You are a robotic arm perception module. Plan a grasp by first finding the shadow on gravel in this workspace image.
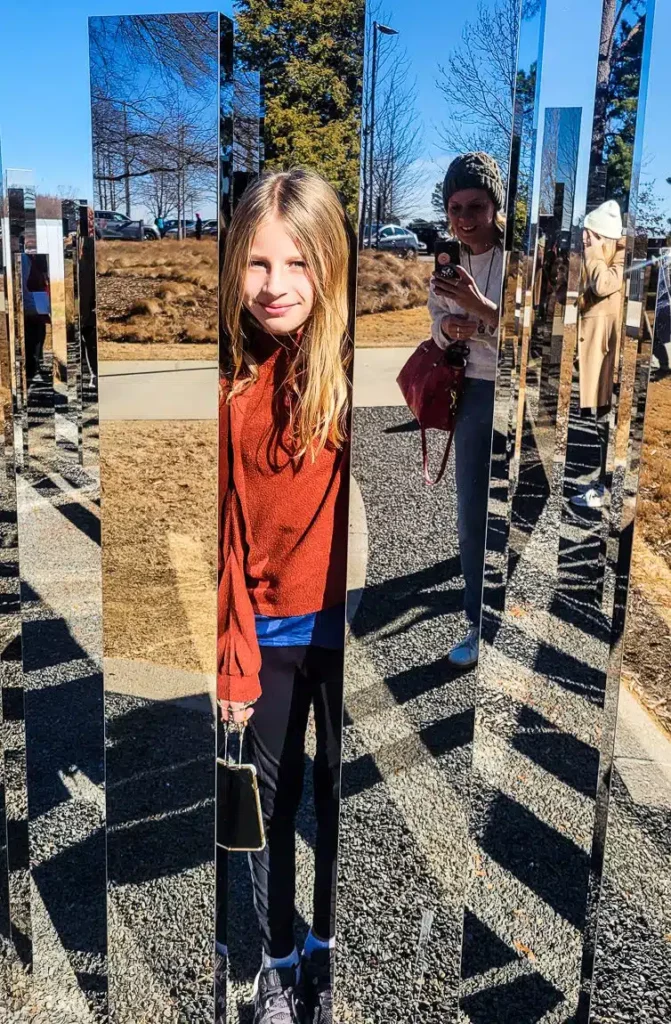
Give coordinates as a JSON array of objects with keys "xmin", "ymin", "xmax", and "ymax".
[
  {"xmin": 460, "ymin": 909, "xmax": 519, "ymax": 979},
  {"xmin": 351, "ymin": 555, "xmax": 464, "ymax": 642},
  {"xmin": 513, "ymin": 707, "xmax": 599, "ymax": 798},
  {"xmin": 460, "ymin": 971, "xmax": 563, "ymax": 1023},
  {"xmin": 479, "ymin": 792, "xmax": 589, "ymax": 930},
  {"xmin": 342, "ymin": 707, "xmax": 474, "ymax": 800}
]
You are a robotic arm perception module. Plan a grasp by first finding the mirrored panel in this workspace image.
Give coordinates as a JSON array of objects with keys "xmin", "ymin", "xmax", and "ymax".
[
  {"xmin": 337, "ymin": 2, "xmax": 545, "ymax": 1020},
  {"xmin": 0, "ymin": 166, "xmax": 107, "ymax": 1018},
  {"xmin": 89, "ymin": 13, "xmax": 221, "ymax": 1022},
  {"xmin": 216, "ymin": 4, "xmax": 364, "ymax": 1021},
  {"xmin": 589, "ymin": 6, "xmax": 671, "ymax": 1014},
  {"xmin": 0, "ymin": 155, "xmax": 31, "ymax": 1001},
  {"xmin": 2, "ymin": 170, "xmax": 35, "ymax": 988},
  {"xmin": 461, "ymin": 0, "xmax": 659, "ymax": 1019}
]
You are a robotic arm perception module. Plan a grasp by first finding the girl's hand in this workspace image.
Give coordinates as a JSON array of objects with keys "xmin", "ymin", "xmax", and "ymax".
[
  {"xmin": 431, "ymin": 267, "xmax": 497, "ymax": 323},
  {"xmin": 439, "ymin": 314, "xmax": 479, "ymax": 347},
  {"xmin": 218, "ymin": 699, "xmax": 255, "ymax": 724}
]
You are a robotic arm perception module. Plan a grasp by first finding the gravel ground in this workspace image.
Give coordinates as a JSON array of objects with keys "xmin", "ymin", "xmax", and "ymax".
[
  {"xmin": 336, "ymin": 406, "xmax": 478, "ymax": 1024},
  {"xmin": 2, "ymin": 362, "xmax": 669, "ymax": 1024},
  {"xmin": 334, "ymin": 399, "xmax": 671, "ymax": 1024}
]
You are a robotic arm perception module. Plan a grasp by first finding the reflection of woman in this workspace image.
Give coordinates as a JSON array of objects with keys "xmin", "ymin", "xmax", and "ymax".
[
  {"xmin": 428, "ymin": 153, "xmax": 504, "ymax": 669},
  {"xmin": 22, "ymin": 254, "xmax": 51, "ymax": 381},
  {"xmin": 218, "ymin": 168, "xmax": 351, "ymax": 1024},
  {"xmin": 571, "ymin": 200, "xmax": 625, "ymax": 510}
]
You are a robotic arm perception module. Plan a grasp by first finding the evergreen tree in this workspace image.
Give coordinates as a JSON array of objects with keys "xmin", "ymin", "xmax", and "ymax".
[{"xmin": 234, "ymin": 0, "xmax": 365, "ymax": 216}]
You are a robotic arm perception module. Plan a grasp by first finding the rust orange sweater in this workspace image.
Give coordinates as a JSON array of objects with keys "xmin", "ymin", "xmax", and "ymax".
[{"xmin": 217, "ymin": 338, "xmax": 349, "ymax": 703}]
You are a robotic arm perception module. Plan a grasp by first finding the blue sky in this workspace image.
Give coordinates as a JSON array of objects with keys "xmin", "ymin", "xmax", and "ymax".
[{"xmin": 1, "ymin": 1, "xmax": 668, "ymax": 223}]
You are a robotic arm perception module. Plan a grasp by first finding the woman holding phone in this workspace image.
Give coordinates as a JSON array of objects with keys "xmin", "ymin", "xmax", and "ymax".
[
  {"xmin": 218, "ymin": 167, "xmax": 351, "ymax": 1024},
  {"xmin": 427, "ymin": 152, "xmax": 505, "ymax": 669}
]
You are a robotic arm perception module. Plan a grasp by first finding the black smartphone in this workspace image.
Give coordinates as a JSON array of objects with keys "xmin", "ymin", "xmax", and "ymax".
[{"xmin": 435, "ymin": 239, "xmax": 460, "ymax": 280}]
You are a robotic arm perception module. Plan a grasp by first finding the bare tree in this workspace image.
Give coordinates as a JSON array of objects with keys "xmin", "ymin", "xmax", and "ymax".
[
  {"xmin": 89, "ymin": 14, "xmax": 217, "ymax": 233},
  {"xmin": 372, "ymin": 61, "xmax": 424, "ymax": 221},
  {"xmin": 436, "ymin": 0, "xmax": 519, "ymax": 170},
  {"xmin": 360, "ymin": 2, "xmax": 423, "ymax": 236}
]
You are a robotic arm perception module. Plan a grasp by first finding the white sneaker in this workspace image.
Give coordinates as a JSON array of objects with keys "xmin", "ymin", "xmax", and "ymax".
[
  {"xmin": 570, "ymin": 484, "xmax": 604, "ymax": 509},
  {"xmin": 447, "ymin": 627, "xmax": 479, "ymax": 669}
]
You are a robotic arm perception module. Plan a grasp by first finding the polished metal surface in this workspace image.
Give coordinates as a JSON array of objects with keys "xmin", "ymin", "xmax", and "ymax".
[
  {"xmin": 0, "ymin": 161, "xmax": 32, "ymax": 998},
  {"xmin": 462, "ymin": 0, "xmax": 659, "ymax": 1019},
  {"xmin": 337, "ymin": 3, "xmax": 533, "ymax": 1020},
  {"xmin": 1, "ymin": 3, "xmax": 670, "ymax": 1022},
  {"xmin": 89, "ymin": 12, "xmax": 220, "ymax": 1022},
  {"xmin": 219, "ymin": 7, "xmax": 363, "ymax": 1021}
]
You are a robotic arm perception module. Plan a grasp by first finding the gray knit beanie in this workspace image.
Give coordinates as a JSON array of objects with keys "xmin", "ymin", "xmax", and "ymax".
[{"xmin": 442, "ymin": 152, "xmax": 505, "ymax": 212}]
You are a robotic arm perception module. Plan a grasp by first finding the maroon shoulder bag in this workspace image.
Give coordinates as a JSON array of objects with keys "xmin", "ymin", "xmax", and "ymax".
[{"xmin": 396, "ymin": 339, "xmax": 469, "ymax": 485}]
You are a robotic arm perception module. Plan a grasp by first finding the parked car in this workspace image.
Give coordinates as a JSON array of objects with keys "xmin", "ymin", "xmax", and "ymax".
[
  {"xmin": 94, "ymin": 211, "xmax": 160, "ymax": 241},
  {"xmin": 406, "ymin": 220, "xmax": 444, "ymax": 255},
  {"xmin": 164, "ymin": 219, "xmax": 196, "ymax": 238},
  {"xmin": 364, "ymin": 223, "xmax": 425, "ymax": 258},
  {"xmin": 202, "ymin": 219, "xmax": 218, "ymax": 236}
]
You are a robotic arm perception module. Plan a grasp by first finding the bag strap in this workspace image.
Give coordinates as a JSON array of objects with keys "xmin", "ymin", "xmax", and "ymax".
[{"xmin": 421, "ymin": 426, "xmax": 456, "ymax": 486}]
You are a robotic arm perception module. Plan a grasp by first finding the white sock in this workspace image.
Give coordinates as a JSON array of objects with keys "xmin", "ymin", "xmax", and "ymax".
[
  {"xmin": 303, "ymin": 929, "xmax": 335, "ymax": 958},
  {"xmin": 262, "ymin": 947, "xmax": 299, "ymax": 971}
]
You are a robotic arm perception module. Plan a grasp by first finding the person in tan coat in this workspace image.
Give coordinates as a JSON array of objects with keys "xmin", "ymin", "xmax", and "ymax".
[{"xmin": 572, "ymin": 199, "xmax": 626, "ymax": 509}]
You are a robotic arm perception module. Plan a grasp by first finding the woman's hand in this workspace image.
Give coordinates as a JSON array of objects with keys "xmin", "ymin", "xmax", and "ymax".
[
  {"xmin": 438, "ymin": 314, "xmax": 479, "ymax": 347},
  {"xmin": 431, "ymin": 267, "xmax": 498, "ymax": 325},
  {"xmin": 583, "ymin": 228, "xmax": 604, "ymax": 257},
  {"xmin": 218, "ymin": 699, "xmax": 255, "ymax": 724}
]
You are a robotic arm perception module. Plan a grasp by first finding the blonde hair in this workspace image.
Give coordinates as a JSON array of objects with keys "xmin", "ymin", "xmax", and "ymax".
[{"xmin": 220, "ymin": 168, "xmax": 352, "ymax": 457}]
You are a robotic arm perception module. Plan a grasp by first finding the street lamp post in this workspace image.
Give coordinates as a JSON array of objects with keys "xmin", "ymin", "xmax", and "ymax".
[{"xmin": 366, "ymin": 21, "xmax": 398, "ymax": 250}]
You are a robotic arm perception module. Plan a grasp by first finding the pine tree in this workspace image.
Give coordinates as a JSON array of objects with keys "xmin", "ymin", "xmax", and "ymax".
[{"xmin": 234, "ymin": 0, "xmax": 365, "ymax": 217}]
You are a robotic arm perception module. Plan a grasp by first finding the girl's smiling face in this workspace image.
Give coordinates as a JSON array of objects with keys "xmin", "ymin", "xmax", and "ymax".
[{"xmin": 244, "ymin": 216, "xmax": 315, "ymax": 335}]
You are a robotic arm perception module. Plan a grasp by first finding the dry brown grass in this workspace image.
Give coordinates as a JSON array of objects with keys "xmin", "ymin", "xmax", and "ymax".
[
  {"xmin": 100, "ymin": 420, "xmax": 217, "ymax": 672},
  {"xmin": 97, "ymin": 238, "xmax": 217, "ymax": 356},
  {"xmin": 356, "ymin": 251, "xmax": 432, "ymax": 316},
  {"xmin": 623, "ymin": 374, "xmax": 671, "ymax": 735},
  {"xmin": 355, "ymin": 306, "xmax": 431, "ymax": 347},
  {"xmin": 632, "ymin": 376, "xmax": 671, "ymax": 559},
  {"xmin": 97, "ymin": 341, "xmax": 217, "ymax": 361}
]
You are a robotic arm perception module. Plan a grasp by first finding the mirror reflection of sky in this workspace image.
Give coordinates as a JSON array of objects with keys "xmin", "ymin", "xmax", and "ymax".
[
  {"xmin": 89, "ymin": 12, "xmax": 219, "ymax": 220},
  {"xmin": 0, "ymin": 0, "xmax": 668, "ymax": 226}
]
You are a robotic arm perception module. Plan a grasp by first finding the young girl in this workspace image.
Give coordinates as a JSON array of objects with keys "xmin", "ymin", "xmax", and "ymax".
[
  {"xmin": 428, "ymin": 152, "xmax": 505, "ymax": 669},
  {"xmin": 217, "ymin": 168, "xmax": 352, "ymax": 1024},
  {"xmin": 571, "ymin": 199, "xmax": 625, "ymax": 510}
]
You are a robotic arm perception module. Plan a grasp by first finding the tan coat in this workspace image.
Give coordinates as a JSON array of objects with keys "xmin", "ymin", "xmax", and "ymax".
[{"xmin": 578, "ymin": 240, "xmax": 625, "ymax": 409}]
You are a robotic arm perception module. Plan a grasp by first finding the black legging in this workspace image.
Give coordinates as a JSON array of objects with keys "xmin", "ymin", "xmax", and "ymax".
[
  {"xmin": 580, "ymin": 404, "xmax": 610, "ymax": 485},
  {"xmin": 25, "ymin": 319, "xmax": 46, "ymax": 380},
  {"xmin": 247, "ymin": 644, "xmax": 343, "ymax": 958}
]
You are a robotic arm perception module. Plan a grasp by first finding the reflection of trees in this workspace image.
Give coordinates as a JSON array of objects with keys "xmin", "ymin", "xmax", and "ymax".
[
  {"xmin": 588, "ymin": 0, "xmax": 646, "ymax": 210},
  {"xmin": 362, "ymin": 4, "xmax": 423, "ymax": 224},
  {"xmin": 436, "ymin": 0, "xmax": 520, "ymax": 171},
  {"xmin": 234, "ymin": 0, "xmax": 365, "ymax": 217},
  {"xmin": 539, "ymin": 109, "xmax": 581, "ymax": 227},
  {"xmin": 89, "ymin": 14, "xmax": 218, "ymax": 230},
  {"xmin": 435, "ymin": 0, "xmax": 539, "ymax": 247}
]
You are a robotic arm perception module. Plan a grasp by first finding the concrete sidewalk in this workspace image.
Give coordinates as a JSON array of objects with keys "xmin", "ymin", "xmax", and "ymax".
[
  {"xmin": 98, "ymin": 348, "xmax": 412, "ymax": 420},
  {"xmin": 99, "ymin": 360, "xmax": 218, "ymax": 421}
]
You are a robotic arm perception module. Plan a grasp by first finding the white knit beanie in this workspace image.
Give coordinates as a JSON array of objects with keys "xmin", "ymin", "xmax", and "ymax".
[{"xmin": 584, "ymin": 199, "xmax": 623, "ymax": 239}]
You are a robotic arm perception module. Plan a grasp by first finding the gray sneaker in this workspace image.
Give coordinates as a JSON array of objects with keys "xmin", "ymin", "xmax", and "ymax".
[
  {"xmin": 447, "ymin": 627, "xmax": 479, "ymax": 669},
  {"xmin": 253, "ymin": 964, "xmax": 304, "ymax": 1024},
  {"xmin": 300, "ymin": 949, "xmax": 333, "ymax": 1024}
]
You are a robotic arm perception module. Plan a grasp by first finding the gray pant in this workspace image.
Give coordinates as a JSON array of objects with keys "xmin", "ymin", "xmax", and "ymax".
[{"xmin": 453, "ymin": 377, "xmax": 495, "ymax": 625}]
